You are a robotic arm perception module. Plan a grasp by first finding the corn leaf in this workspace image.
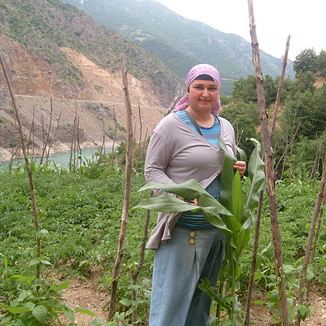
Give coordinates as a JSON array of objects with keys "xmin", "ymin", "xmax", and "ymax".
[
  {"xmin": 245, "ymin": 138, "xmax": 265, "ymax": 211},
  {"xmin": 232, "ymin": 170, "xmax": 244, "ymax": 223},
  {"xmin": 219, "ymin": 136, "xmax": 237, "ymax": 212},
  {"xmin": 236, "ymin": 146, "xmax": 247, "ymax": 162},
  {"xmin": 134, "ymin": 179, "xmax": 233, "ymax": 232},
  {"xmin": 133, "ymin": 195, "xmax": 201, "ymax": 213}
]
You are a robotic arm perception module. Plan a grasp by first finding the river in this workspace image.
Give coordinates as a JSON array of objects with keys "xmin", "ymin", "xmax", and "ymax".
[{"xmin": 0, "ymin": 147, "xmax": 112, "ymax": 170}]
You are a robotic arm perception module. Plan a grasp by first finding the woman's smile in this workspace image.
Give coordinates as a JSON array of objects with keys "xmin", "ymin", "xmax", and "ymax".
[{"xmin": 188, "ymin": 80, "xmax": 219, "ymax": 112}]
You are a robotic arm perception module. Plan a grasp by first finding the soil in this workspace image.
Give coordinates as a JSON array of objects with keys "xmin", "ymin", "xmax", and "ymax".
[{"xmin": 61, "ymin": 271, "xmax": 326, "ymax": 326}]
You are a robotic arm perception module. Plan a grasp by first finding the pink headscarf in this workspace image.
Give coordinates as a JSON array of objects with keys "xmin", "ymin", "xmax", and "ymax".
[{"xmin": 174, "ymin": 64, "xmax": 222, "ymax": 115}]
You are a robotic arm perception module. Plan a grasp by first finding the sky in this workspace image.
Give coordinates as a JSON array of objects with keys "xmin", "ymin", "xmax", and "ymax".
[{"xmin": 154, "ymin": 0, "xmax": 325, "ymax": 61}]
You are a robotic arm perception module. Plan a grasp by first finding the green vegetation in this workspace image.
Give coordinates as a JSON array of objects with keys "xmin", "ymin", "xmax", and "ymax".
[
  {"xmin": 0, "ymin": 142, "xmax": 324, "ymax": 325},
  {"xmin": 220, "ymin": 48, "xmax": 326, "ymax": 180},
  {"xmin": 0, "ymin": 159, "xmax": 154, "ymax": 325},
  {"xmin": 0, "ymin": 5, "xmax": 325, "ymax": 315}
]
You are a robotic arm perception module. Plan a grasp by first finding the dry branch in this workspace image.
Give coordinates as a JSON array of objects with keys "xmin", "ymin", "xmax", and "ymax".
[
  {"xmin": 108, "ymin": 56, "xmax": 134, "ymax": 320},
  {"xmin": 247, "ymin": 1, "xmax": 289, "ymax": 324},
  {"xmin": 0, "ymin": 55, "xmax": 42, "ymax": 278}
]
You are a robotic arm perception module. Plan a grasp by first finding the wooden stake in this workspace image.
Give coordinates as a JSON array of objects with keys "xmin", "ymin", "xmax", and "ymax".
[
  {"xmin": 0, "ymin": 55, "xmax": 41, "ymax": 278},
  {"xmin": 247, "ymin": 1, "xmax": 289, "ymax": 324},
  {"xmin": 108, "ymin": 56, "xmax": 134, "ymax": 320}
]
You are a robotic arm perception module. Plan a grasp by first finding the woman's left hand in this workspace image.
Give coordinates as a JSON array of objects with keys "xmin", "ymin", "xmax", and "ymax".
[{"xmin": 233, "ymin": 161, "xmax": 246, "ymax": 177}]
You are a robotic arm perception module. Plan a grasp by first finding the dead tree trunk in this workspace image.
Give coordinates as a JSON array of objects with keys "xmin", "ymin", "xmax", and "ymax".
[
  {"xmin": 108, "ymin": 56, "xmax": 134, "ymax": 320},
  {"xmin": 247, "ymin": 1, "xmax": 289, "ymax": 324}
]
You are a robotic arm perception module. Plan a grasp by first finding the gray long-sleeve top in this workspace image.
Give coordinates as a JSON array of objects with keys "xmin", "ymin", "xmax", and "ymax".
[{"xmin": 144, "ymin": 113, "xmax": 236, "ymax": 249}]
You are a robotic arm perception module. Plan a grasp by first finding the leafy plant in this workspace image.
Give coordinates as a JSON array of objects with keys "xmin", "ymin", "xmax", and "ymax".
[{"xmin": 0, "ymin": 255, "xmax": 97, "ymax": 326}]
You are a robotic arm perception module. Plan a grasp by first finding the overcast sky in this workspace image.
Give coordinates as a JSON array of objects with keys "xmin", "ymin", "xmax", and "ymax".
[{"xmin": 154, "ymin": 0, "xmax": 325, "ymax": 61}]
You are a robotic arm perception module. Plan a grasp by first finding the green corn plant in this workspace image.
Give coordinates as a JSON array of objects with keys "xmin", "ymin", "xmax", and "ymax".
[
  {"xmin": 200, "ymin": 138, "xmax": 265, "ymax": 325},
  {"xmin": 133, "ymin": 138, "xmax": 265, "ymax": 325}
]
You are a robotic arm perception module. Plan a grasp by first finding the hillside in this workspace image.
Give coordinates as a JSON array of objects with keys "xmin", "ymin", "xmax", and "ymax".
[
  {"xmin": 0, "ymin": 0, "xmax": 182, "ymax": 162},
  {"xmin": 0, "ymin": 33, "xmax": 169, "ymax": 162},
  {"xmin": 61, "ymin": 0, "xmax": 295, "ymax": 94},
  {"xmin": 0, "ymin": 0, "xmax": 297, "ymax": 162}
]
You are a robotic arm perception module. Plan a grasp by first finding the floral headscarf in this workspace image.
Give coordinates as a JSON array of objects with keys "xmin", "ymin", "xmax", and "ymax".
[{"xmin": 174, "ymin": 64, "xmax": 222, "ymax": 114}]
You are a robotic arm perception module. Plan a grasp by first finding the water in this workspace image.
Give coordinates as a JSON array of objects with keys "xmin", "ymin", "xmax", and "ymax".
[{"xmin": 0, "ymin": 147, "xmax": 112, "ymax": 170}]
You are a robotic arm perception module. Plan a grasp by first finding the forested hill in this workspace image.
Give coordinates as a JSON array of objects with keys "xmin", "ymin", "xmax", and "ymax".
[{"xmin": 61, "ymin": 0, "xmax": 295, "ymax": 94}]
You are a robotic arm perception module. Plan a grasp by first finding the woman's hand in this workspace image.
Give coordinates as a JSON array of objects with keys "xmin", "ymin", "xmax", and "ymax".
[
  {"xmin": 177, "ymin": 197, "xmax": 199, "ymax": 205},
  {"xmin": 233, "ymin": 161, "xmax": 246, "ymax": 177}
]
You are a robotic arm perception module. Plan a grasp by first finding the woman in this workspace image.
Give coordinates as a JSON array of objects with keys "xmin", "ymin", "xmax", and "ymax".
[{"xmin": 145, "ymin": 64, "xmax": 246, "ymax": 326}]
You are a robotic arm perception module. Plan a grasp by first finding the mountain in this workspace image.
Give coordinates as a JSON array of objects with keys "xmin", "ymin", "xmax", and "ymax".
[
  {"xmin": 0, "ymin": 0, "xmax": 294, "ymax": 162},
  {"xmin": 0, "ymin": 0, "xmax": 180, "ymax": 161},
  {"xmin": 60, "ymin": 0, "xmax": 295, "ymax": 94},
  {"xmin": 0, "ymin": 0, "xmax": 182, "ymax": 104}
]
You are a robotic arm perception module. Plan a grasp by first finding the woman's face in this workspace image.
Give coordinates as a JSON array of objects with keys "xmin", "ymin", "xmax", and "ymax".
[{"xmin": 187, "ymin": 79, "xmax": 219, "ymax": 113}]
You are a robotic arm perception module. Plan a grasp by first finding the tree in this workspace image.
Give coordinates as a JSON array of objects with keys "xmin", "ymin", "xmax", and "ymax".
[
  {"xmin": 282, "ymin": 86, "xmax": 326, "ymax": 138},
  {"xmin": 296, "ymin": 71, "xmax": 316, "ymax": 93},
  {"xmin": 264, "ymin": 74, "xmax": 277, "ymax": 107},
  {"xmin": 220, "ymin": 101, "xmax": 260, "ymax": 154},
  {"xmin": 293, "ymin": 48, "xmax": 317, "ymax": 74},
  {"xmin": 232, "ymin": 74, "xmax": 279, "ymax": 107},
  {"xmin": 232, "ymin": 75, "xmax": 257, "ymax": 103},
  {"xmin": 315, "ymin": 50, "xmax": 326, "ymax": 76}
]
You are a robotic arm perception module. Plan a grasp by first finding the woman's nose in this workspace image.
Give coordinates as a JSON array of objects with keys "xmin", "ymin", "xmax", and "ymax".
[{"xmin": 202, "ymin": 88, "xmax": 209, "ymax": 96}]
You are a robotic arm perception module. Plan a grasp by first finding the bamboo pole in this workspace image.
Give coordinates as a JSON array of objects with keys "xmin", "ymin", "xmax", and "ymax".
[
  {"xmin": 247, "ymin": 1, "xmax": 289, "ymax": 324},
  {"xmin": 108, "ymin": 56, "xmax": 134, "ymax": 320}
]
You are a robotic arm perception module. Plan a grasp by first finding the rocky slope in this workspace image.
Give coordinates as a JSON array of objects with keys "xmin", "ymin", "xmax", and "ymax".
[{"xmin": 0, "ymin": 34, "xmax": 169, "ymax": 162}]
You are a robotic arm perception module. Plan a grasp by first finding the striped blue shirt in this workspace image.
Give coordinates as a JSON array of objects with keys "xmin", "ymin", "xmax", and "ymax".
[{"xmin": 174, "ymin": 111, "xmax": 221, "ymax": 229}]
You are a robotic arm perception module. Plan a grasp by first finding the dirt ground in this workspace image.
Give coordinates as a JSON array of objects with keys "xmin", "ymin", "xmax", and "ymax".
[{"xmin": 61, "ymin": 273, "xmax": 326, "ymax": 326}]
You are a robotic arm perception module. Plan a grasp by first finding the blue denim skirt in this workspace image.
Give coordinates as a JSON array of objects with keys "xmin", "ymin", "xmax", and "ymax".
[{"xmin": 149, "ymin": 226, "xmax": 226, "ymax": 326}]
